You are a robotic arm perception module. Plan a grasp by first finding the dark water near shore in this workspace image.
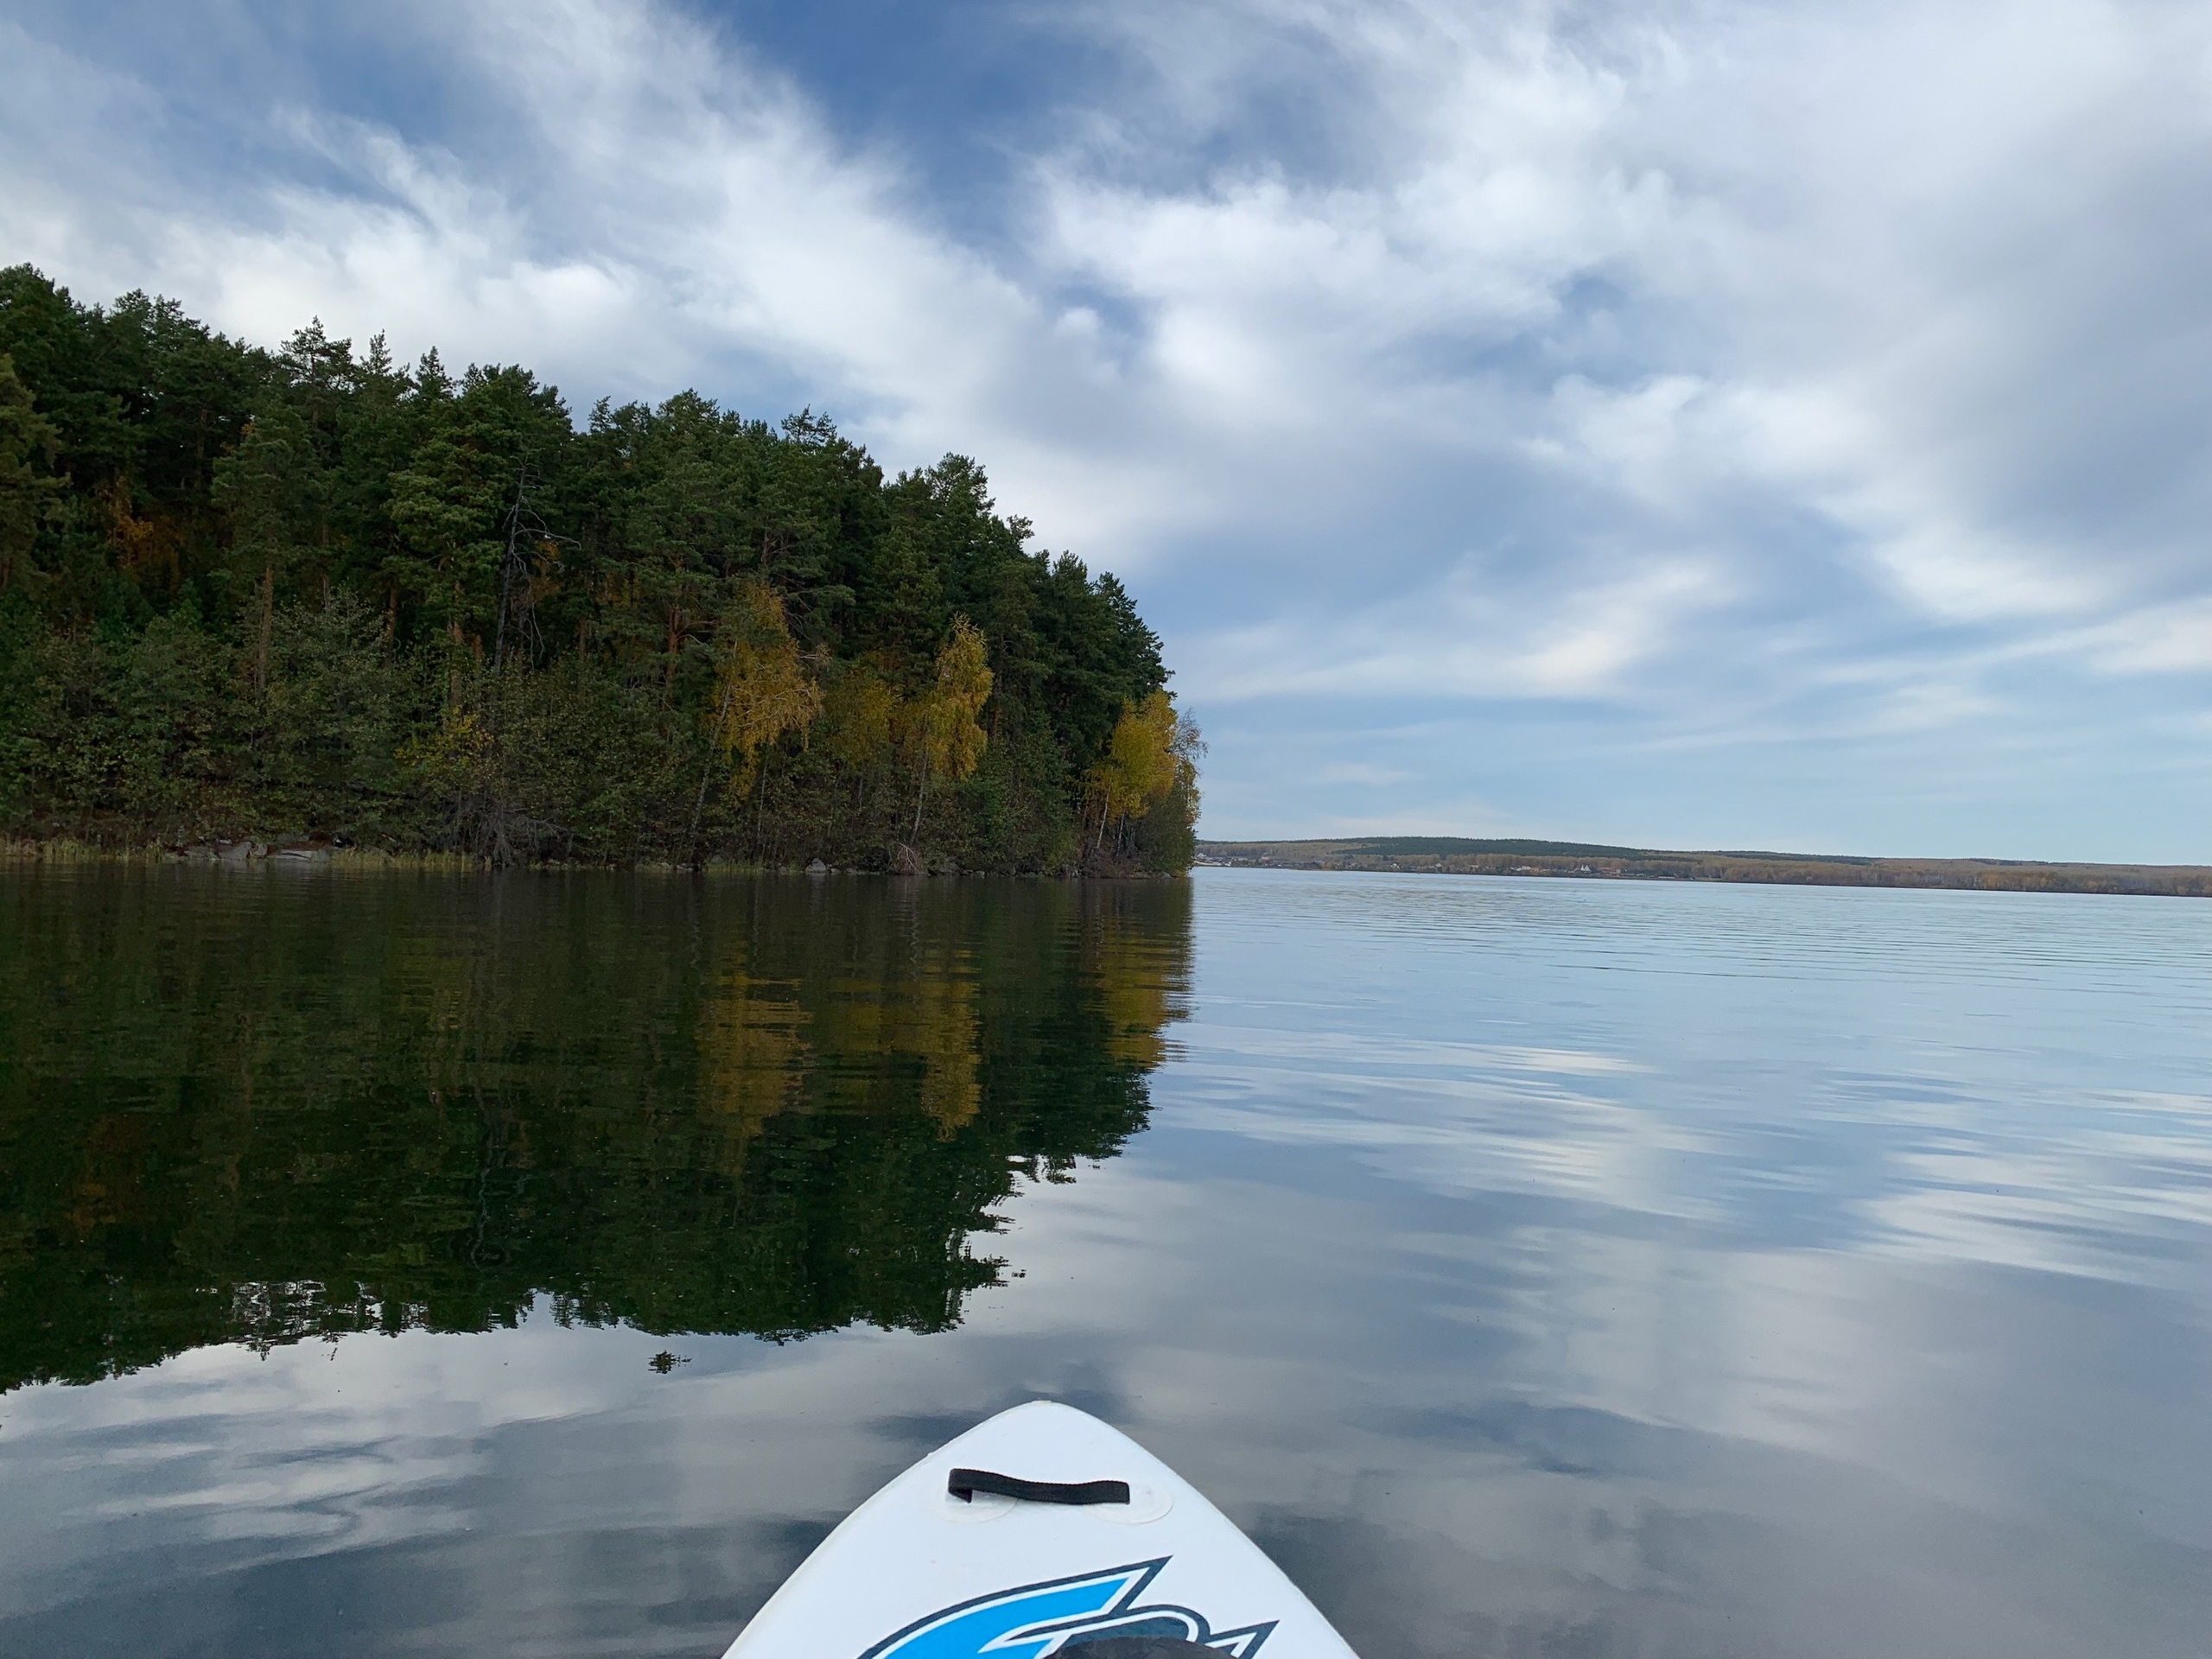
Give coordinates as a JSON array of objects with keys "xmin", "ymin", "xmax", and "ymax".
[{"xmin": 3, "ymin": 866, "xmax": 2209, "ymax": 1658}]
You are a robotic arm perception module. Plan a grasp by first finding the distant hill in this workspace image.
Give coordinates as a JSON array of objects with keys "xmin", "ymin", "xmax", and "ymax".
[{"xmin": 1194, "ymin": 837, "xmax": 2212, "ymax": 897}]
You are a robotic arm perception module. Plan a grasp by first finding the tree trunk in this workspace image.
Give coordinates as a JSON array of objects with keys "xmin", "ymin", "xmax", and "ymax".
[
  {"xmin": 689, "ymin": 683, "xmax": 736, "ymax": 858},
  {"xmin": 494, "ymin": 472, "xmax": 524, "ymax": 669},
  {"xmin": 253, "ymin": 563, "xmax": 275, "ymax": 693}
]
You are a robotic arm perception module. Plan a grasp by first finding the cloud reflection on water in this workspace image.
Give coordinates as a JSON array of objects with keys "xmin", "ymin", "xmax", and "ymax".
[{"xmin": 3, "ymin": 869, "xmax": 2209, "ymax": 1657}]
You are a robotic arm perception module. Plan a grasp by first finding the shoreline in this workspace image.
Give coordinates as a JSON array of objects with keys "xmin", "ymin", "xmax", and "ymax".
[
  {"xmin": 1196, "ymin": 838, "xmax": 2212, "ymax": 899},
  {"xmin": 0, "ymin": 838, "xmax": 1185, "ymax": 879}
]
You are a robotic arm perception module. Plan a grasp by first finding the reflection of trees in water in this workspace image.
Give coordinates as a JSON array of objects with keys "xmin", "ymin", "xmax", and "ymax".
[{"xmin": 0, "ymin": 871, "xmax": 1192, "ymax": 1390}]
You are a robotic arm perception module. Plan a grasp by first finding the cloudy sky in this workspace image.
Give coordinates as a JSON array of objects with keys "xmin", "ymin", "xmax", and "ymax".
[{"xmin": 3, "ymin": 0, "xmax": 2208, "ymax": 859}]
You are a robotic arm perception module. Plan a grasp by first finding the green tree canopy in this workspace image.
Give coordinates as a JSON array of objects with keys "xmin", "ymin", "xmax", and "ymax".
[{"xmin": 0, "ymin": 266, "xmax": 1196, "ymax": 874}]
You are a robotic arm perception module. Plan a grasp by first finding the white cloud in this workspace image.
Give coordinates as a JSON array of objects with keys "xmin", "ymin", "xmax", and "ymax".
[
  {"xmin": 1183, "ymin": 554, "xmax": 1726, "ymax": 702},
  {"xmin": 2076, "ymin": 600, "xmax": 2212, "ymax": 676},
  {"xmin": 1313, "ymin": 761, "xmax": 1415, "ymax": 786}
]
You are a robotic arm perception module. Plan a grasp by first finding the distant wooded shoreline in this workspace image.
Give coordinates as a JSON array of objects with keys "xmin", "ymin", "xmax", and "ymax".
[{"xmin": 1196, "ymin": 837, "xmax": 2212, "ymax": 898}]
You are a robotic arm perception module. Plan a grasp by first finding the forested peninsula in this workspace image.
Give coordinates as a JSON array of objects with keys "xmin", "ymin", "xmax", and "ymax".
[{"xmin": 0, "ymin": 267, "xmax": 1198, "ymax": 874}]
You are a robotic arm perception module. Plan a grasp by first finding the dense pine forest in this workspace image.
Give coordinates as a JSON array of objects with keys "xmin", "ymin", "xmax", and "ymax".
[{"xmin": 0, "ymin": 266, "xmax": 1198, "ymax": 873}]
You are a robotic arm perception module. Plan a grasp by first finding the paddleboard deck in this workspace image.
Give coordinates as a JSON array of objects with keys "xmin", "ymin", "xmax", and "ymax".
[{"xmin": 722, "ymin": 1401, "xmax": 1360, "ymax": 1659}]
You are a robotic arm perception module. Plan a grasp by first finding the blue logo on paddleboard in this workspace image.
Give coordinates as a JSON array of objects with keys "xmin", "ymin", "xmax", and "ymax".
[{"xmin": 861, "ymin": 1560, "xmax": 1274, "ymax": 1659}]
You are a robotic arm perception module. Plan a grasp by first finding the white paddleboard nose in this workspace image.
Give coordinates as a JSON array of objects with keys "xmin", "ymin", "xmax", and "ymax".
[{"xmin": 723, "ymin": 1401, "xmax": 1361, "ymax": 1659}]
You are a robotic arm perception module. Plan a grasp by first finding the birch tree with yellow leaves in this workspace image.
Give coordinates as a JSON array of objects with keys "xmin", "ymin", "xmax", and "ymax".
[
  {"xmin": 1086, "ymin": 689, "xmax": 1202, "ymax": 862},
  {"xmin": 697, "ymin": 580, "xmax": 819, "ymax": 844},
  {"xmin": 908, "ymin": 616, "xmax": 992, "ymax": 842}
]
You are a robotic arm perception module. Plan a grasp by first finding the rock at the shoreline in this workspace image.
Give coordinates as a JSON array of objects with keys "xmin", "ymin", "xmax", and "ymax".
[
  {"xmin": 805, "ymin": 858, "xmax": 830, "ymax": 875},
  {"xmin": 207, "ymin": 840, "xmax": 285, "ymax": 864}
]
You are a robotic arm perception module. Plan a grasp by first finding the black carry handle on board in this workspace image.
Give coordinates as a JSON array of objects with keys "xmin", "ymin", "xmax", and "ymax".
[{"xmin": 946, "ymin": 1467, "xmax": 1132, "ymax": 1506}]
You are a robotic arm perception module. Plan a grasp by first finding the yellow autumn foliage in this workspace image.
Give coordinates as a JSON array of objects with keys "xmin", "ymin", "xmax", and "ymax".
[
  {"xmin": 705, "ymin": 581, "xmax": 820, "ymax": 785},
  {"xmin": 1088, "ymin": 690, "xmax": 1183, "ymax": 824},
  {"xmin": 821, "ymin": 664, "xmax": 903, "ymax": 774},
  {"xmin": 905, "ymin": 617, "xmax": 993, "ymax": 839},
  {"xmin": 918, "ymin": 617, "xmax": 992, "ymax": 786}
]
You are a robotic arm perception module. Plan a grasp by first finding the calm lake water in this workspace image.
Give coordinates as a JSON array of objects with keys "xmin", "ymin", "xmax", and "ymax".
[{"xmin": 3, "ymin": 866, "xmax": 2209, "ymax": 1658}]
